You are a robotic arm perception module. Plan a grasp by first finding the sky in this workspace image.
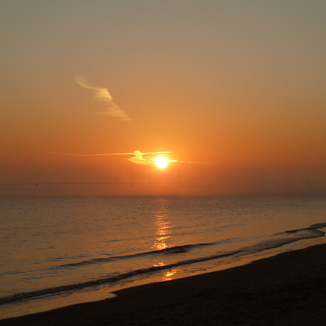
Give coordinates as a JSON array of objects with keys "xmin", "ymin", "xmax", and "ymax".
[{"xmin": 1, "ymin": 0, "xmax": 326, "ymax": 196}]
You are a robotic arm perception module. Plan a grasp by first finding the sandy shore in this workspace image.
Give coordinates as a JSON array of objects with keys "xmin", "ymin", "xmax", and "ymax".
[{"xmin": 1, "ymin": 244, "xmax": 326, "ymax": 325}]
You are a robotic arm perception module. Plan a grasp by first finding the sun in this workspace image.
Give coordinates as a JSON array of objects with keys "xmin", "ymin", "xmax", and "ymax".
[{"xmin": 154, "ymin": 156, "xmax": 169, "ymax": 169}]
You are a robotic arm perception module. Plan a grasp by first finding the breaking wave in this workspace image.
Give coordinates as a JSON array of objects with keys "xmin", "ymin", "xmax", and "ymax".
[{"xmin": 57, "ymin": 242, "xmax": 215, "ymax": 269}]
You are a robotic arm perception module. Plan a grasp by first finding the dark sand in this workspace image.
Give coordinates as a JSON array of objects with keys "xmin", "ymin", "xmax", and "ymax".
[{"xmin": 1, "ymin": 244, "xmax": 326, "ymax": 326}]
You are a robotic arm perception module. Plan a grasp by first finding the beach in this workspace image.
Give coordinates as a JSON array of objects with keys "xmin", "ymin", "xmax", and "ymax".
[{"xmin": 1, "ymin": 243, "xmax": 325, "ymax": 326}]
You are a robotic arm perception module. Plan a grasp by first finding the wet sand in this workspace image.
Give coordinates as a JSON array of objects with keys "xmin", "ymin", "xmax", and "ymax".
[{"xmin": 1, "ymin": 244, "xmax": 326, "ymax": 325}]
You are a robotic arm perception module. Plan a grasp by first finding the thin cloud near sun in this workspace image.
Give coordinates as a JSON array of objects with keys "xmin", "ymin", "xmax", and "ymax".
[
  {"xmin": 75, "ymin": 76, "xmax": 132, "ymax": 121},
  {"xmin": 126, "ymin": 151, "xmax": 176, "ymax": 167},
  {"xmin": 45, "ymin": 150, "xmax": 177, "ymax": 168},
  {"xmin": 44, "ymin": 150, "xmax": 210, "ymax": 168}
]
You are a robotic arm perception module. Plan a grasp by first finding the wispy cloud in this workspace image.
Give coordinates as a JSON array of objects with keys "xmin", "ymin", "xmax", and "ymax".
[
  {"xmin": 45, "ymin": 150, "xmax": 172, "ymax": 166},
  {"xmin": 126, "ymin": 150, "xmax": 174, "ymax": 166},
  {"xmin": 75, "ymin": 76, "xmax": 132, "ymax": 121},
  {"xmin": 178, "ymin": 160, "xmax": 209, "ymax": 165},
  {"xmin": 45, "ymin": 150, "xmax": 209, "ymax": 166}
]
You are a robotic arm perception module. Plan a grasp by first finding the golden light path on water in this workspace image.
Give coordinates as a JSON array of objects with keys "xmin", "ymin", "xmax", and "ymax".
[{"xmin": 152, "ymin": 199, "xmax": 177, "ymax": 281}]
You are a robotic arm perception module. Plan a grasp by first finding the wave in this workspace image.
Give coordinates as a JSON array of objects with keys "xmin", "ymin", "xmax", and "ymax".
[
  {"xmin": 0, "ymin": 222, "xmax": 325, "ymax": 306},
  {"xmin": 277, "ymin": 222, "xmax": 326, "ymax": 236},
  {"xmin": 0, "ymin": 250, "xmax": 241, "ymax": 306},
  {"xmin": 0, "ymin": 240, "xmax": 230, "ymax": 278},
  {"xmin": 57, "ymin": 242, "xmax": 215, "ymax": 269},
  {"xmin": 308, "ymin": 222, "xmax": 326, "ymax": 230},
  {"xmin": 244, "ymin": 224, "xmax": 325, "ymax": 255}
]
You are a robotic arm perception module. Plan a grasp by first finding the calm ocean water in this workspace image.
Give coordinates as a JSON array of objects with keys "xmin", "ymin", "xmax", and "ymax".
[{"xmin": 1, "ymin": 195, "xmax": 326, "ymax": 319}]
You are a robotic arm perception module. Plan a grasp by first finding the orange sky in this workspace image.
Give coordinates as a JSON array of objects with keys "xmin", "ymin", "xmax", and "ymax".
[{"xmin": 1, "ymin": 1, "xmax": 326, "ymax": 196}]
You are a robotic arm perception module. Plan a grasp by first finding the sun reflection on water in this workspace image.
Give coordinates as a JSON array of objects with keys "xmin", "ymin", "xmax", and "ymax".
[
  {"xmin": 164, "ymin": 269, "xmax": 177, "ymax": 280},
  {"xmin": 152, "ymin": 199, "xmax": 179, "ymax": 281},
  {"xmin": 152, "ymin": 199, "xmax": 170, "ymax": 251}
]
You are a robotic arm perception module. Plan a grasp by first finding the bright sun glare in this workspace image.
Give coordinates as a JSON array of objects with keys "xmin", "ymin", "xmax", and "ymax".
[{"xmin": 155, "ymin": 156, "xmax": 169, "ymax": 169}]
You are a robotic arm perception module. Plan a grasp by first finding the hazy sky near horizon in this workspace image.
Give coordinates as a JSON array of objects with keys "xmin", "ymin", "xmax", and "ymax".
[{"xmin": 1, "ymin": 0, "xmax": 326, "ymax": 195}]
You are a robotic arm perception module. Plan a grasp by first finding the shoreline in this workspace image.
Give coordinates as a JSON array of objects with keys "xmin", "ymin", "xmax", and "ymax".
[{"xmin": 1, "ymin": 243, "xmax": 326, "ymax": 325}]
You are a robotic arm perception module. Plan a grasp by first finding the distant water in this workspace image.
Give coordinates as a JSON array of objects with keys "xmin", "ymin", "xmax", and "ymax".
[{"xmin": 1, "ymin": 196, "xmax": 326, "ymax": 319}]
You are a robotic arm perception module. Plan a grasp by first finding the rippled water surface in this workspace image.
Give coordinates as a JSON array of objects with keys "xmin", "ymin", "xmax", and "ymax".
[{"xmin": 1, "ymin": 196, "xmax": 326, "ymax": 318}]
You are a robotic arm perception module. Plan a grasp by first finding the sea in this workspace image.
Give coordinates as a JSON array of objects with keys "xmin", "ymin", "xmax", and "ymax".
[{"xmin": 1, "ymin": 195, "xmax": 326, "ymax": 319}]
